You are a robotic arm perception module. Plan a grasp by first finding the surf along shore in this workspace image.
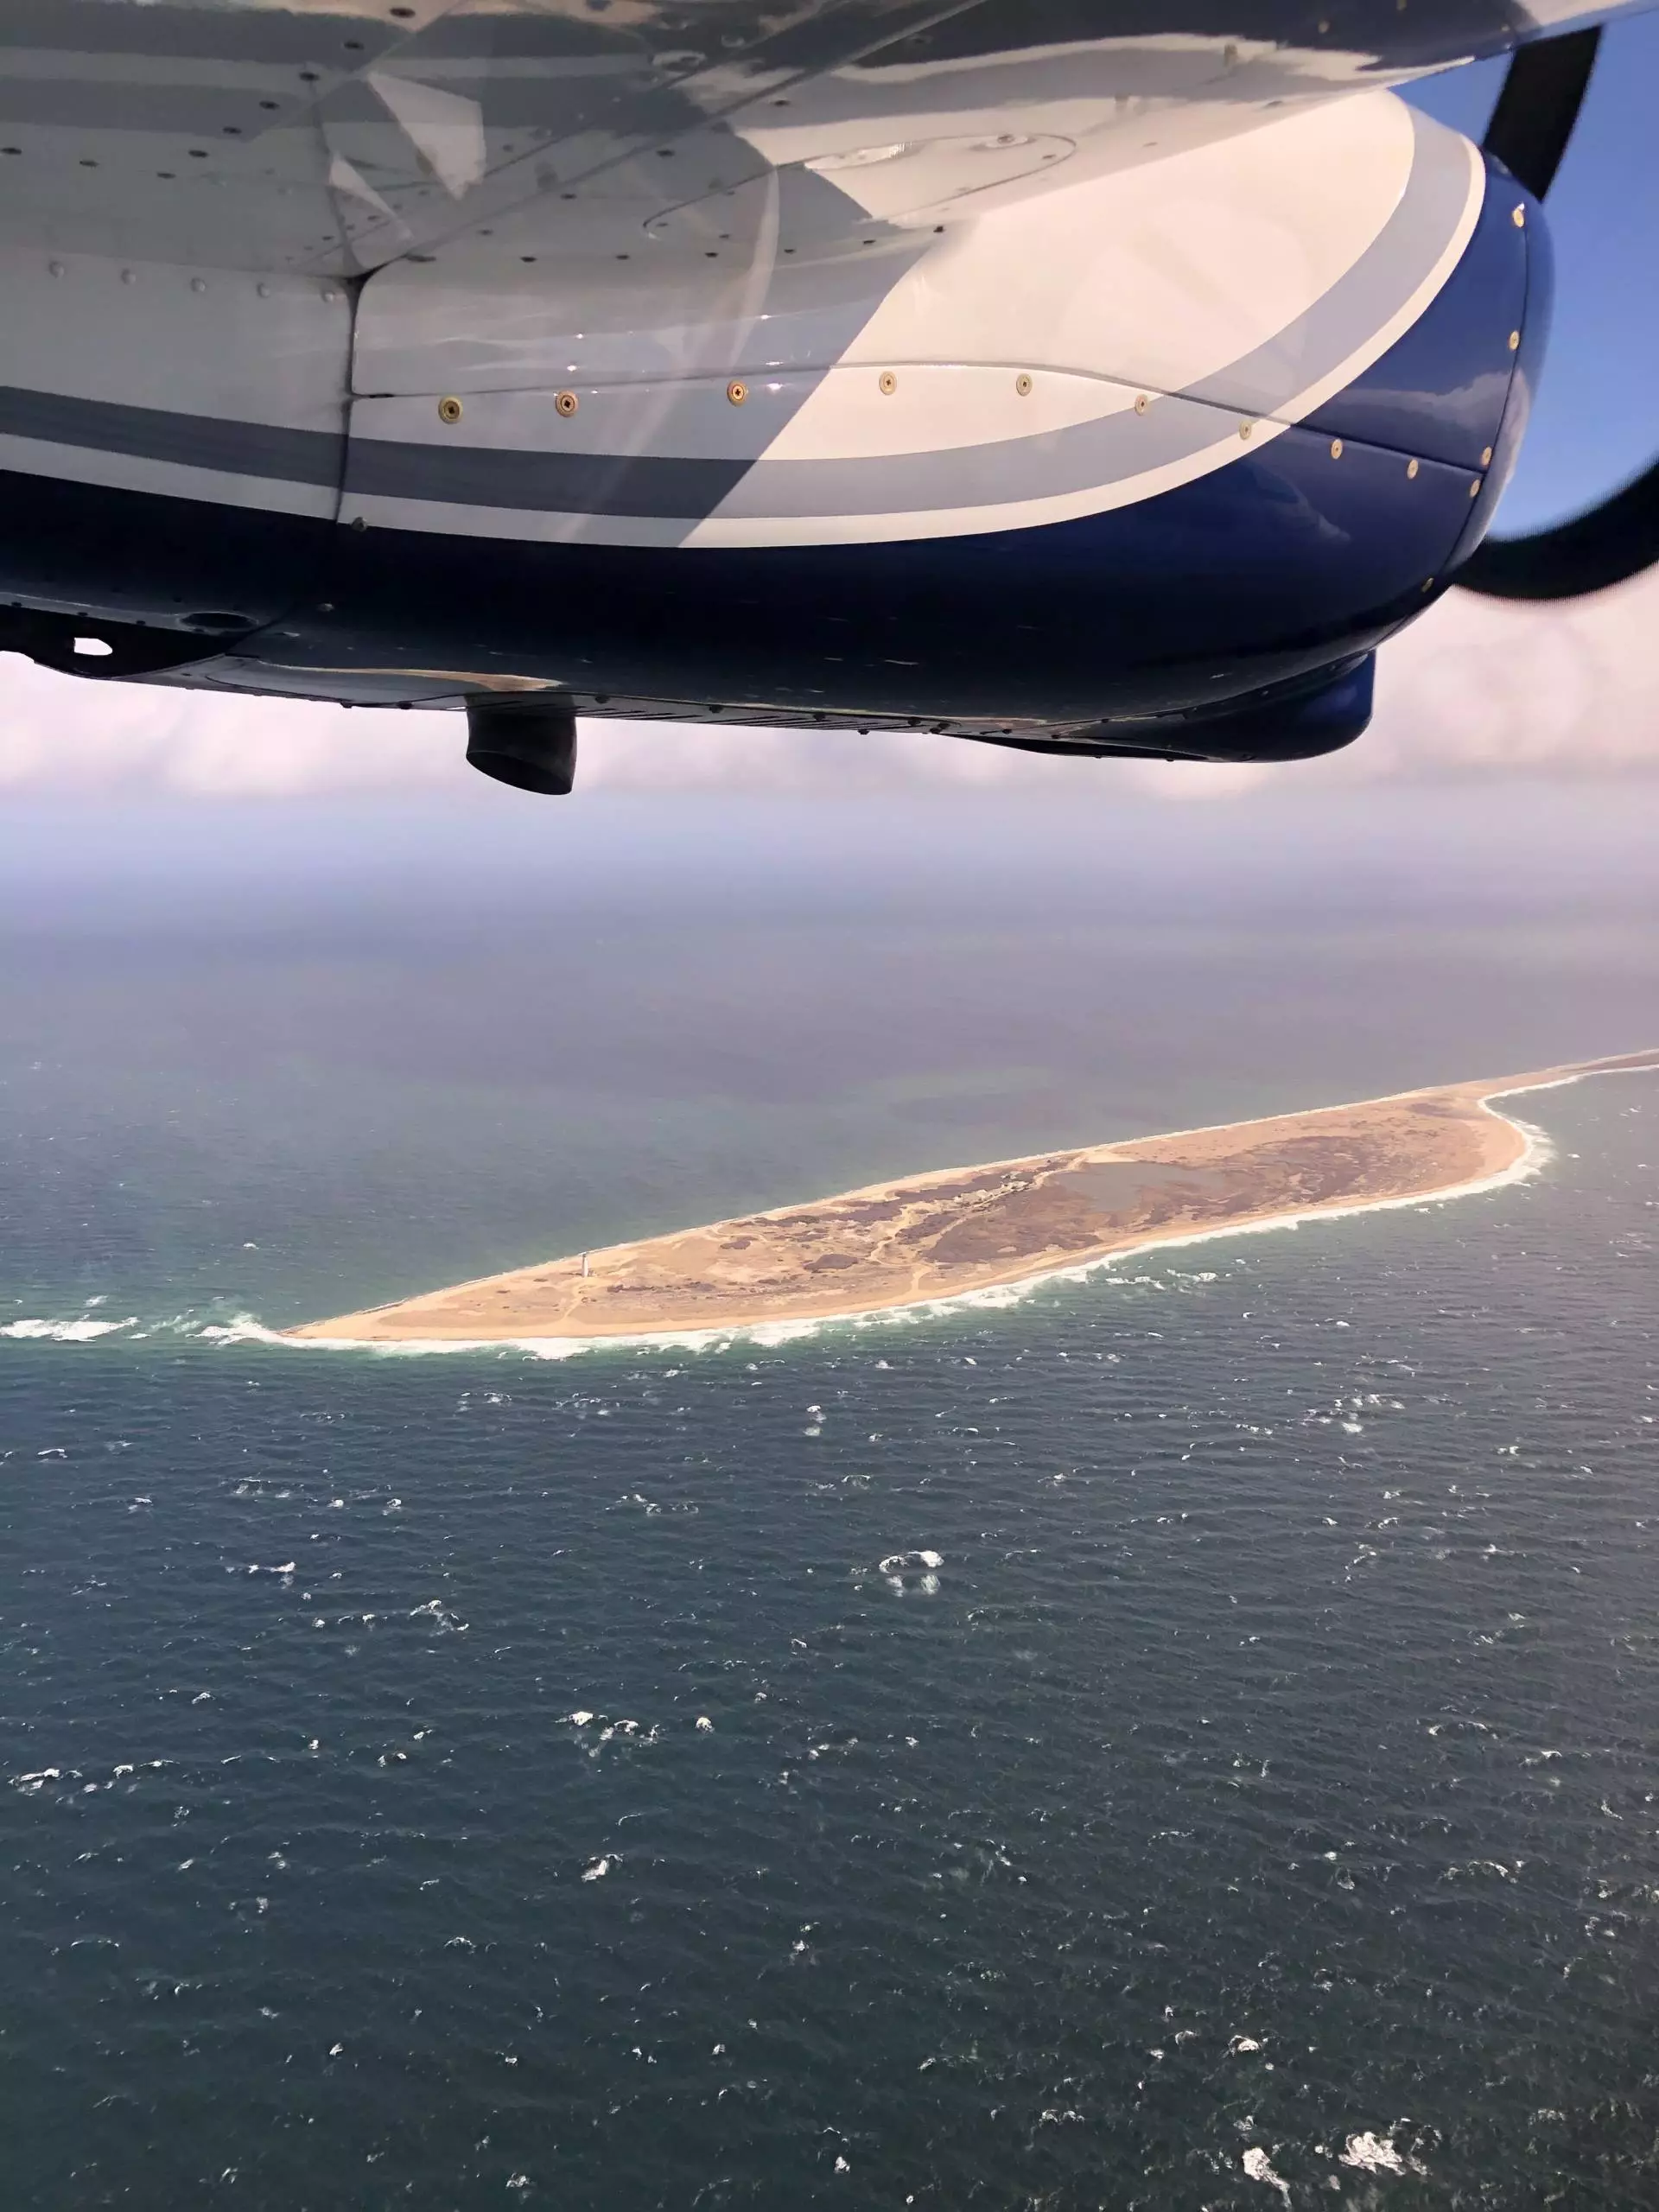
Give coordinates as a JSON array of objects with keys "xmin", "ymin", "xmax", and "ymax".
[{"xmin": 290, "ymin": 1052, "xmax": 1658, "ymax": 1348}]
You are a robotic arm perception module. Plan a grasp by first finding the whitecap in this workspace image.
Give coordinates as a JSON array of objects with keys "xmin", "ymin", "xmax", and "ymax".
[
  {"xmin": 1340, "ymin": 2131, "xmax": 1408, "ymax": 2173},
  {"xmin": 1, "ymin": 1315, "xmax": 134, "ymax": 1341},
  {"xmin": 410, "ymin": 1599, "xmax": 468, "ymax": 1633},
  {"xmin": 874, "ymin": 1549, "xmax": 944, "ymax": 1593},
  {"xmin": 1242, "ymin": 2146, "xmax": 1290, "ymax": 2202},
  {"xmin": 195, "ymin": 1314, "xmax": 292, "ymax": 1347}
]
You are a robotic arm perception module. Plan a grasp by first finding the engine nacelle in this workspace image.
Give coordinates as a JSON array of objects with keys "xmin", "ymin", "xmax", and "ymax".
[{"xmin": 0, "ymin": 90, "xmax": 1546, "ymax": 766}]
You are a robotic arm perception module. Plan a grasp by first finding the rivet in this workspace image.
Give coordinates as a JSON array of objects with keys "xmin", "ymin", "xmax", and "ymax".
[
  {"xmin": 120, "ymin": 267, "xmax": 136, "ymax": 284},
  {"xmin": 878, "ymin": 369, "xmax": 897, "ymax": 396},
  {"xmin": 1421, "ymin": 577, "xmax": 1435, "ymax": 593},
  {"xmin": 1329, "ymin": 437, "xmax": 1343, "ymax": 459},
  {"xmin": 555, "ymin": 389, "xmax": 578, "ymax": 416},
  {"xmin": 1238, "ymin": 420, "xmax": 1253, "ymax": 440},
  {"xmin": 1511, "ymin": 204, "xmax": 1525, "ymax": 228},
  {"xmin": 1407, "ymin": 457, "xmax": 1420, "ymax": 479},
  {"xmin": 726, "ymin": 378, "xmax": 747, "ymax": 405},
  {"xmin": 1480, "ymin": 444, "xmax": 1494, "ymax": 466},
  {"xmin": 437, "ymin": 395, "xmax": 463, "ymax": 424},
  {"xmin": 321, "ymin": 288, "xmax": 341, "ymax": 303},
  {"xmin": 1014, "ymin": 372, "xmax": 1033, "ymax": 397},
  {"xmin": 1134, "ymin": 392, "xmax": 1149, "ymax": 415},
  {"xmin": 257, "ymin": 282, "xmax": 271, "ymax": 298},
  {"xmin": 48, "ymin": 259, "xmax": 63, "ymax": 276},
  {"xmin": 190, "ymin": 276, "xmax": 207, "ymax": 293},
  {"xmin": 1508, "ymin": 330, "xmax": 1520, "ymax": 352},
  {"xmin": 350, "ymin": 515, "xmax": 367, "ymax": 531},
  {"xmin": 1469, "ymin": 478, "xmax": 1482, "ymax": 499}
]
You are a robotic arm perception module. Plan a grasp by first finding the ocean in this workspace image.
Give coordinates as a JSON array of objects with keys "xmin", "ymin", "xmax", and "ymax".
[{"xmin": 3, "ymin": 789, "xmax": 1656, "ymax": 2208}]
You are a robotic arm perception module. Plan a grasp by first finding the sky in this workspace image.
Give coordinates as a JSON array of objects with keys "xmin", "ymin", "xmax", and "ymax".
[
  {"xmin": 3, "ymin": 25, "xmax": 1659, "ymax": 815},
  {"xmin": 1402, "ymin": 15, "xmax": 1659, "ymax": 534}
]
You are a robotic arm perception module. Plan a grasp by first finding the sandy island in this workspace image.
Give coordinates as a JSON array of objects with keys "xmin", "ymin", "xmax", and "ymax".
[{"xmin": 290, "ymin": 1052, "xmax": 1657, "ymax": 1347}]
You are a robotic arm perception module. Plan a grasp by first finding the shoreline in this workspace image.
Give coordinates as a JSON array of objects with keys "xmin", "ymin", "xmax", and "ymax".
[{"xmin": 284, "ymin": 1052, "xmax": 1658, "ymax": 1358}]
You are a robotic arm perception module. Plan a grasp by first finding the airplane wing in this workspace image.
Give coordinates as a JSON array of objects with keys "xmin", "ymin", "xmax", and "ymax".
[{"xmin": 0, "ymin": 0, "xmax": 1649, "ymax": 788}]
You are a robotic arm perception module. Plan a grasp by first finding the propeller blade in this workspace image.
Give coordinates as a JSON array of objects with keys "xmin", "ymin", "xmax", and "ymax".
[
  {"xmin": 1482, "ymin": 25, "xmax": 1601, "ymax": 199},
  {"xmin": 1456, "ymin": 26, "xmax": 1635, "ymax": 599}
]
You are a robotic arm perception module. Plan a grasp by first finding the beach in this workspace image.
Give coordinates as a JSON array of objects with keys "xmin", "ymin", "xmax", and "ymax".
[{"xmin": 285, "ymin": 1052, "xmax": 1658, "ymax": 1348}]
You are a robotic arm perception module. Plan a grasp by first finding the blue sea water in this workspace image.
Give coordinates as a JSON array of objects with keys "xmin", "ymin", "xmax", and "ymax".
[{"xmin": 3, "ymin": 794, "xmax": 1657, "ymax": 2208}]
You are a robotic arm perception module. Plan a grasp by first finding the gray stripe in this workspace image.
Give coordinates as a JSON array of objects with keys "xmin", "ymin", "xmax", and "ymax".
[
  {"xmin": 345, "ymin": 438, "xmax": 748, "ymax": 518},
  {"xmin": 1182, "ymin": 105, "xmax": 1478, "ymax": 416},
  {"xmin": 713, "ymin": 106, "xmax": 1478, "ymax": 524},
  {"xmin": 0, "ymin": 384, "xmax": 343, "ymax": 488}
]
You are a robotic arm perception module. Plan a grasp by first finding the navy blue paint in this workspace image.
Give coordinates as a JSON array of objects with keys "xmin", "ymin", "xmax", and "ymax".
[
  {"xmin": 974, "ymin": 653, "xmax": 1376, "ymax": 763},
  {"xmin": 1447, "ymin": 164, "xmax": 1554, "ymax": 570},
  {"xmin": 0, "ymin": 466, "xmax": 333, "ymax": 632},
  {"xmin": 1306, "ymin": 153, "xmax": 1536, "ymax": 468},
  {"xmin": 0, "ymin": 420, "xmax": 1491, "ymax": 740},
  {"xmin": 249, "ymin": 422, "xmax": 1478, "ymax": 728}
]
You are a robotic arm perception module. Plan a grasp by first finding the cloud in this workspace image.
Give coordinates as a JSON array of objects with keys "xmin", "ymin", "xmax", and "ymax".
[{"xmin": 2, "ymin": 567, "xmax": 1657, "ymax": 801}]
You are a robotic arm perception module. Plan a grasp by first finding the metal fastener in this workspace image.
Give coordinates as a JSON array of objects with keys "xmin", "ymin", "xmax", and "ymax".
[
  {"xmin": 1511, "ymin": 204, "xmax": 1526, "ymax": 228},
  {"xmin": 1469, "ymin": 478, "xmax": 1482, "ymax": 499},
  {"xmin": 878, "ymin": 369, "xmax": 897, "ymax": 395},
  {"xmin": 555, "ymin": 389, "xmax": 578, "ymax": 416},
  {"xmin": 1238, "ymin": 420, "xmax": 1253, "ymax": 440},
  {"xmin": 727, "ymin": 378, "xmax": 747, "ymax": 405},
  {"xmin": 437, "ymin": 395, "xmax": 463, "ymax": 424},
  {"xmin": 1480, "ymin": 444, "xmax": 1493, "ymax": 466},
  {"xmin": 1134, "ymin": 393, "xmax": 1149, "ymax": 415},
  {"xmin": 1014, "ymin": 372, "xmax": 1033, "ymax": 397},
  {"xmin": 1329, "ymin": 437, "xmax": 1343, "ymax": 459},
  {"xmin": 1407, "ymin": 457, "xmax": 1420, "ymax": 479},
  {"xmin": 1508, "ymin": 330, "xmax": 1520, "ymax": 351}
]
